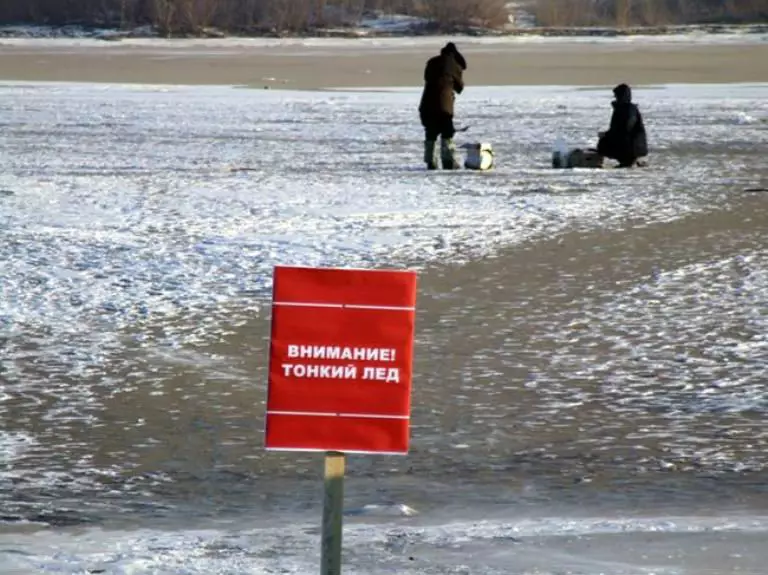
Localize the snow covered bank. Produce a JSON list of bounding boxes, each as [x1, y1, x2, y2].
[[0, 21, 765, 49]]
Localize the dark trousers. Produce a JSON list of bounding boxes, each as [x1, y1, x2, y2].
[[421, 112, 455, 141], [598, 134, 637, 167]]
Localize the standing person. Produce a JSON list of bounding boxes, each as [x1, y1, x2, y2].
[[597, 83, 648, 168], [418, 42, 466, 170]]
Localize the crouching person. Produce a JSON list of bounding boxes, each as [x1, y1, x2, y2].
[[597, 83, 648, 168], [418, 42, 466, 170]]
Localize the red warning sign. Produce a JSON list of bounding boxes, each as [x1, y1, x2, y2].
[[264, 265, 417, 454]]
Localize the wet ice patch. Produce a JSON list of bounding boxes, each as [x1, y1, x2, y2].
[[534, 248, 768, 473], [595, 251, 768, 411]]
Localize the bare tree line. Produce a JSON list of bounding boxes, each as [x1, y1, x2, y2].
[[0, 0, 764, 35], [0, 0, 509, 34]]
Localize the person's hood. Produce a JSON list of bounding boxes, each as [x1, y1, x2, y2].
[[441, 42, 467, 70], [613, 83, 632, 104]]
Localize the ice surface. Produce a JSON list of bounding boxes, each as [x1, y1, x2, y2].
[[521, 248, 768, 473], [1, 82, 765, 374], [1, 81, 767, 573], [2, 513, 768, 574], [1, 82, 766, 459], [0, 431, 37, 464]]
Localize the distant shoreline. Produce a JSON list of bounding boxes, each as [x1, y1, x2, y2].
[[0, 23, 766, 89], [0, 22, 766, 42]]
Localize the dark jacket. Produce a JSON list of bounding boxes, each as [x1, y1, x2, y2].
[[419, 44, 465, 122], [598, 84, 648, 163]]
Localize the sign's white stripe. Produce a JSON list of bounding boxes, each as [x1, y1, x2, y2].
[[345, 304, 415, 311], [267, 410, 409, 420], [273, 302, 342, 308], [273, 301, 414, 311]]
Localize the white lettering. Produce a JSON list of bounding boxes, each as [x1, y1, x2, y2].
[[285, 345, 400, 362], [282, 363, 362, 379], [299, 345, 313, 359], [280, 344, 402, 381], [362, 367, 393, 381], [311, 346, 325, 359]]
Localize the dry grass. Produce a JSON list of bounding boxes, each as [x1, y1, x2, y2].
[[532, 0, 767, 27]]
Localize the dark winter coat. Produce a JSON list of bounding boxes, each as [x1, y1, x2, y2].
[[598, 84, 648, 164], [419, 44, 465, 123]]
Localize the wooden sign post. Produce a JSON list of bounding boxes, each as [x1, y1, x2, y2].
[[321, 451, 345, 575], [264, 265, 418, 575]]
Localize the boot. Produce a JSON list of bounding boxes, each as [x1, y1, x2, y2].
[[423, 140, 438, 170], [440, 138, 460, 170]]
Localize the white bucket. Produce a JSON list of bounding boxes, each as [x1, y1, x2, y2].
[[463, 143, 494, 171]]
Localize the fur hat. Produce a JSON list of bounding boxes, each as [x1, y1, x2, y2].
[[613, 83, 632, 103]]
